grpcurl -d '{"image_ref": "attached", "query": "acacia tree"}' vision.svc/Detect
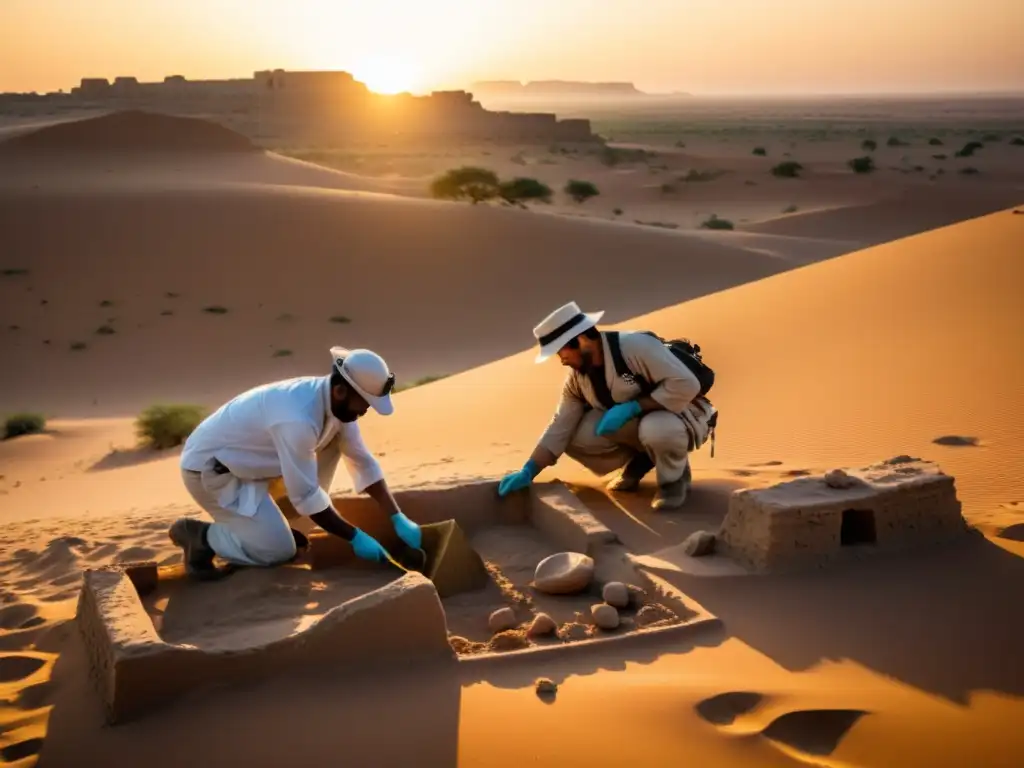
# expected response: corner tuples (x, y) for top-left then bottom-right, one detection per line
(499, 177), (553, 205)
(429, 166), (500, 204)
(564, 179), (599, 203)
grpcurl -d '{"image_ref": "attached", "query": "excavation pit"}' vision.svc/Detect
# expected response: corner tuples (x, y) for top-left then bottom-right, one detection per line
(77, 480), (709, 724)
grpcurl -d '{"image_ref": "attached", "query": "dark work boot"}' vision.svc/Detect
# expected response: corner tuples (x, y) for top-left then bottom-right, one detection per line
(607, 451), (656, 493)
(168, 518), (217, 577)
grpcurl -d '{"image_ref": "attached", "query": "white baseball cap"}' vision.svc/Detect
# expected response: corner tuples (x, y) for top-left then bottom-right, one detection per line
(329, 346), (395, 416)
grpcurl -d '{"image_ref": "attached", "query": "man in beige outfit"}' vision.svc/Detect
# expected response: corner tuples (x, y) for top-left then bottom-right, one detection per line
(497, 301), (716, 509)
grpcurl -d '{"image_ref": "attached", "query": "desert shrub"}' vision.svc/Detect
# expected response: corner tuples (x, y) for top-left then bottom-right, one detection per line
(135, 404), (206, 449)
(932, 154), (947, 160)
(700, 214), (734, 230)
(955, 141), (983, 158)
(598, 147), (650, 166)
(70, 341), (87, 351)
(564, 179), (600, 203)
(3, 412), (45, 440)
(272, 349), (292, 357)
(752, 146), (767, 156)
(959, 166), (980, 175)
(771, 161), (803, 178)
(861, 139), (877, 151)
(660, 183), (677, 194)
(887, 136), (908, 147)
(95, 324), (116, 335)
(498, 177), (552, 204)
(982, 133), (1000, 142)
(203, 305), (228, 314)
(783, 204), (798, 213)
(613, 208), (623, 216)
(1010, 137), (1024, 146)
(847, 156), (875, 174)
(928, 137), (943, 146)
(1, 268), (29, 277)
(429, 166), (499, 204)
(328, 315), (351, 324)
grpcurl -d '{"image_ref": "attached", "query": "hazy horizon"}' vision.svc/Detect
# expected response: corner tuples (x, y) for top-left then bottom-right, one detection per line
(3, 0), (1023, 97)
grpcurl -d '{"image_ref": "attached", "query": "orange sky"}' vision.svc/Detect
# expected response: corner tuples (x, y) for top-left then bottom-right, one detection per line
(2, 0), (1023, 95)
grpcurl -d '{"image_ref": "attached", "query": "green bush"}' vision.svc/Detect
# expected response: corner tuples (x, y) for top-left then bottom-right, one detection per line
(752, 147), (767, 156)
(861, 139), (877, 151)
(928, 137), (943, 146)
(429, 166), (500, 203)
(700, 214), (734, 230)
(1010, 137), (1024, 146)
(771, 161), (803, 178)
(847, 156), (876, 174)
(3, 412), (46, 440)
(135, 404), (206, 449)
(955, 141), (983, 158)
(498, 177), (552, 204)
(564, 179), (600, 203)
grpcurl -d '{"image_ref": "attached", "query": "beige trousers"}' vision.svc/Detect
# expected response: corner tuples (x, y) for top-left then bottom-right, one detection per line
(564, 409), (692, 486)
(179, 434), (344, 567)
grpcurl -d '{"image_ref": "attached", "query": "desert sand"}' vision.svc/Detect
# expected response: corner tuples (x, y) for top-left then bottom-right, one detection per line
(1, 110), (1023, 767)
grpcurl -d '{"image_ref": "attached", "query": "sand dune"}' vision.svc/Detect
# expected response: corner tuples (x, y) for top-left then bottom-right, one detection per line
(1, 112), (1022, 767)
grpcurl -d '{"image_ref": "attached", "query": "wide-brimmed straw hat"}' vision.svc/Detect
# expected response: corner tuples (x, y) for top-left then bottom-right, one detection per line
(329, 346), (395, 415)
(532, 301), (605, 363)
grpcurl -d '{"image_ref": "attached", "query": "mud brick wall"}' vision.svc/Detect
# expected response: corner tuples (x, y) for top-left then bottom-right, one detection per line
(75, 568), (454, 724)
(719, 460), (967, 573)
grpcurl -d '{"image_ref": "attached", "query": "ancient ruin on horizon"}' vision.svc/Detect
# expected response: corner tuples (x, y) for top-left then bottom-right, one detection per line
(0, 69), (600, 145)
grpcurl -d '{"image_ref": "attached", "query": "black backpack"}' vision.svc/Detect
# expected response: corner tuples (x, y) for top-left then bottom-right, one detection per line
(606, 330), (715, 398)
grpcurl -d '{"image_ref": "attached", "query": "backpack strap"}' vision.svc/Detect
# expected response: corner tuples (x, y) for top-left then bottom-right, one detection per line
(606, 331), (651, 394)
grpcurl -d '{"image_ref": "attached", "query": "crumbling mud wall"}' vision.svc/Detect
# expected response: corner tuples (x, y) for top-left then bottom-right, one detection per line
(306, 480), (620, 571)
(75, 569), (454, 724)
(718, 457), (969, 573)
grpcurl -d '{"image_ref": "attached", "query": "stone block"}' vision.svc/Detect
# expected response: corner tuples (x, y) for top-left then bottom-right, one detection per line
(718, 457), (968, 573)
(529, 482), (619, 555)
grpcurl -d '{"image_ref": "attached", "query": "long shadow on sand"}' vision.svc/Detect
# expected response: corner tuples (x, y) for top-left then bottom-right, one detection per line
(87, 444), (181, 472)
(38, 625), (462, 767)
(459, 618), (728, 694)
(655, 530), (1024, 705)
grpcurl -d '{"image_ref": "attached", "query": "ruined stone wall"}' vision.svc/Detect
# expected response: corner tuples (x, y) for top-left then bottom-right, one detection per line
(718, 458), (969, 573)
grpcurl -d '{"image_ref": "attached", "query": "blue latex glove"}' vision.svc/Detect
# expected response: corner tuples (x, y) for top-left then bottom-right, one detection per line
(497, 459), (541, 497)
(349, 529), (388, 562)
(391, 511), (422, 549)
(596, 400), (643, 437)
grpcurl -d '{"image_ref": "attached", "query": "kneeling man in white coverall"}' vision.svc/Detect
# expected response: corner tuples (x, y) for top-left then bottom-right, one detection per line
(498, 302), (716, 510)
(170, 347), (421, 578)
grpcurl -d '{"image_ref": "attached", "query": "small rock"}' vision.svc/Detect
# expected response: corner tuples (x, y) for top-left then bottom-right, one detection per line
(535, 678), (557, 696)
(489, 630), (530, 652)
(626, 584), (647, 608)
(602, 581), (630, 608)
(558, 622), (591, 641)
(527, 612), (557, 637)
(488, 607), (517, 633)
(533, 551), (595, 595)
(824, 469), (860, 489)
(591, 603), (620, 630)
(682, 530), (716, 557)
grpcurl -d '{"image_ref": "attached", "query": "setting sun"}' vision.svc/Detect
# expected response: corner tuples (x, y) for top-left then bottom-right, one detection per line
(351, 54), (418, 95)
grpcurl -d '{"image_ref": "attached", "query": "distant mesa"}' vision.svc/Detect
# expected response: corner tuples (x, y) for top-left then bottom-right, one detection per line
(0, 110), (259, 154)
(471, 80), (646, 97)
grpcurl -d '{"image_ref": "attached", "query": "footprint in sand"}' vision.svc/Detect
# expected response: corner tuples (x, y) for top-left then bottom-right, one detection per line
(85, 542), (120, 561)
(1, 738), (44, 763)
(695, 691), (765, 725)
(114, 546), (158, 563)
(0, 602), (38, 630)
(17, 679), (55, 710)
(0, 653), (46, 683)
(932, 435), (981, 447)
(761, 708), (868, 757)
